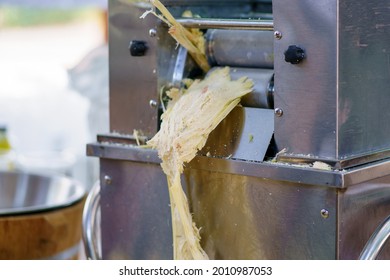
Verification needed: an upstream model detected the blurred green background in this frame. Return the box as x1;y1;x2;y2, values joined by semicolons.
0;7;97;27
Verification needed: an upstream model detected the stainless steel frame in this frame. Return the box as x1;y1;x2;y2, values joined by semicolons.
88;142;390;259
86;0;390;260
360;215;390;260
273;0;390;166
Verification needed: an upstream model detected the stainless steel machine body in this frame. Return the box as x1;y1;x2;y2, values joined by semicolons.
87;0;390;259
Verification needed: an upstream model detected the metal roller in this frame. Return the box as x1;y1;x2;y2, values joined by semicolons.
209;67;274;109
206;29;274;69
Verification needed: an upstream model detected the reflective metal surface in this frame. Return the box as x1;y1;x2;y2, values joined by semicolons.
88;137;390;259
108;0;158;136
273;0;338;159
338;175;390;259
89;139;390;190
99;159;172;259
359;215;390;260
199;107;274;161
82;180;101;260
97;156;338;259
87;139;343;188
273;0;390;162
0;171;85;216
184;168;337;259
338;0;390;159
207;30;274;68
178;18;273;31
229;68;274;108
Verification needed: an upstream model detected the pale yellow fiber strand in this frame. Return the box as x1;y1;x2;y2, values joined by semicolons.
141;0;210;72
148;67;253;259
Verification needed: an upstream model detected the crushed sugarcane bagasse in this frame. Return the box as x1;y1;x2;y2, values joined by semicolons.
148;67;253;259
141;0;253;259
141;0;210;72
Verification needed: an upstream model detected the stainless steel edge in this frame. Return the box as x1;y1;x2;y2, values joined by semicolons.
176;18;273;30
0;171;86;216
359;215;390;260
342;160;390;187
87;143;345;187
190;156;344;188
82;180;101;260
89;142;390;189
277;149;390;170
87;143;161;164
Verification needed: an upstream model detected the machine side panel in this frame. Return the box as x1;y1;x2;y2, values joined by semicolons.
100;159;172;259
273;0;337;159
338;0;390;158
185;169;337;260
108;1;158;136
338;174;390;259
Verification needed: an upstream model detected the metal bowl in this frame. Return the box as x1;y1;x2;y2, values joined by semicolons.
0;170;85;216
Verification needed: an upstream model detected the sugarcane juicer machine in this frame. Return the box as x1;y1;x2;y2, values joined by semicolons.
85;0;390;259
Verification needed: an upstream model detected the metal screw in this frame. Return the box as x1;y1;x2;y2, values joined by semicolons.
321;209;329;219
274;108;283;117
149;28;157;37
104;175;112;185
274;30;282;40
149;99;158;108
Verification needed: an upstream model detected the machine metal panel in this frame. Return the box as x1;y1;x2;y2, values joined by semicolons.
273;0;338;159
185;169;337;260
200;107;274;162
108;1;158;136
338;175;390;259
94;146;390;259
338;0;390;158
273;0;390;162
98;157;338;260
93;0;390;261
99;159;172;259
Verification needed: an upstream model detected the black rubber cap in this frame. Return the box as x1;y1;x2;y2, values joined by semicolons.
284;45;305;64
129;40;148;56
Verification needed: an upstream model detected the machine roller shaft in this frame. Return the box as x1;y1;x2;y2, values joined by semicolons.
209;67;274;109
206;29;274;69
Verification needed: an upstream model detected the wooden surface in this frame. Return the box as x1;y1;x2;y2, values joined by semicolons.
0;198;85;260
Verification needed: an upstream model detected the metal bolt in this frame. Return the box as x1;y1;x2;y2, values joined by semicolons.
149;28;157;37
274;108;283;117
149;99;158;108
321;209;329;219
104;175;112;185
274;30;282;40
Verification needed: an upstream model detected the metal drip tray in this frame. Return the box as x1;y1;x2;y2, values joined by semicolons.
0;171;85;216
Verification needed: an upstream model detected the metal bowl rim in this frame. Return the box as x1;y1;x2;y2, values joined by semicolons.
0;170;86;216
